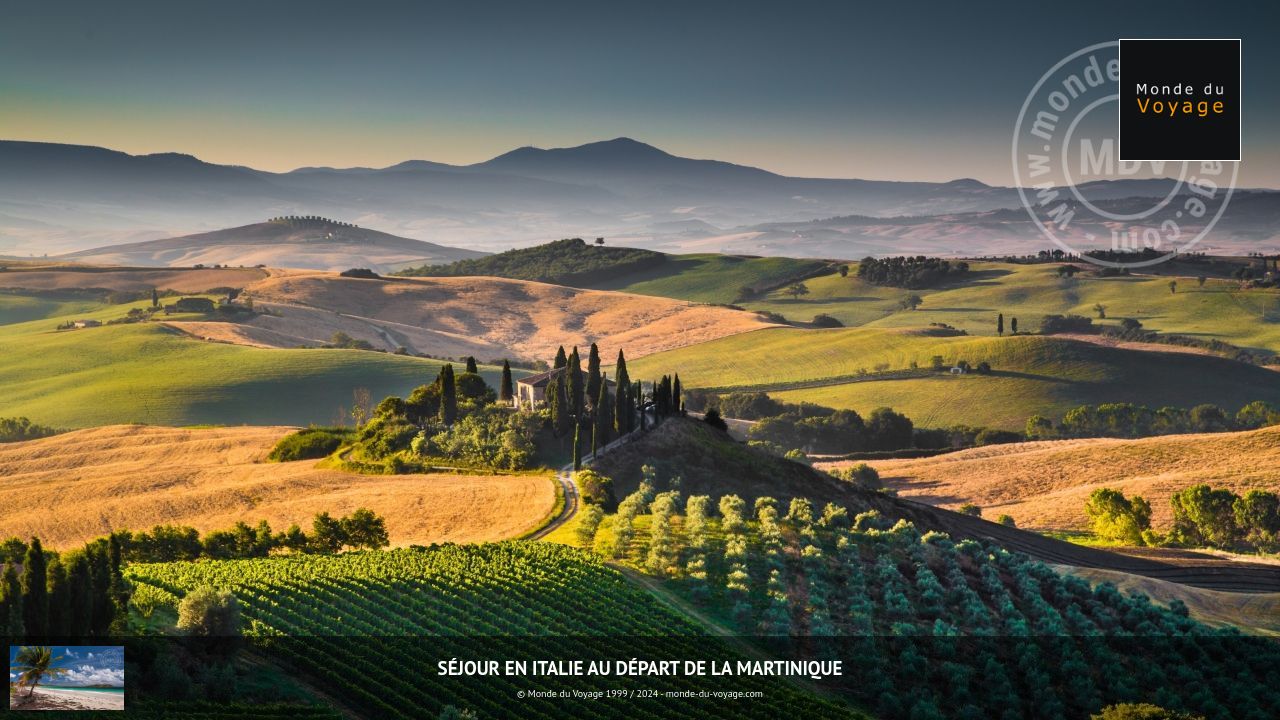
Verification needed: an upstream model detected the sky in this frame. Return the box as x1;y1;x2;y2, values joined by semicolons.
8;646;125;688
2;0;1278;186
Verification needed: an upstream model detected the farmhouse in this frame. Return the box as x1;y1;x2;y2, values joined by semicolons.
73;319;101;328
168;297;217;313
514;367;615;410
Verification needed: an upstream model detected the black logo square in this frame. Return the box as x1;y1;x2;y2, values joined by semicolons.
1119;39;1240;161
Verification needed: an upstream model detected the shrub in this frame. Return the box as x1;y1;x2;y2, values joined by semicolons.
267;428;353;462
1085;488;1152;545
996;514;1016;527
702;408;729;432
1039;314;1094;334
957;504;982;517
974;428;1022;446
811;313;843;328
575;470;615;508
177;586;241;636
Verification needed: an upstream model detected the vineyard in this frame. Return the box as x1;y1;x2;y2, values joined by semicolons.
583;479;1280;720
126;543;864;719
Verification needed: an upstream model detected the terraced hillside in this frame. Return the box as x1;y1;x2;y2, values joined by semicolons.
0;425;555;547
630;327;1280;429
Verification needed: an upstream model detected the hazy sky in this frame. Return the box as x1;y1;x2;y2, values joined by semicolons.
3;0;1278;186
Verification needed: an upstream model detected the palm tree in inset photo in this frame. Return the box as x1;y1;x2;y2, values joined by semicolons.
12;646;68;704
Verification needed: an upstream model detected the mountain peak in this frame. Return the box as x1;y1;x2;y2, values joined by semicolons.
479;137;672;167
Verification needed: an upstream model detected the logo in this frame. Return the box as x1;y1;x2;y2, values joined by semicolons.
1012;41;1238;268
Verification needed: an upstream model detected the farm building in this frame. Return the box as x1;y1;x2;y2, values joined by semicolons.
514;367;615;410
168;297;217;313
73;319;101;328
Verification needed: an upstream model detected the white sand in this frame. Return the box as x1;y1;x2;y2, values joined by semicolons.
10;686;125;711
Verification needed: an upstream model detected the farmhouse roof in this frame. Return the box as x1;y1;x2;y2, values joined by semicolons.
516;366;619;388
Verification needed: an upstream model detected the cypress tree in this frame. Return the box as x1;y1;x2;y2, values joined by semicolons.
997;313;1004;336
499;360;514;403
66;552;92;637
88;544;114;636
614;350;631;435
586;343;602;409
438;364;457;425
567;348;585;419
47;557;70;635
2;565;22;635
553;346;567;369
1011;318;1018;334
638;382;648;431
151;287;159;308
572;420;582;471
21;537;48;637
465;356;479;374
594;373;612;452
673;374;682;415
548;374;571;436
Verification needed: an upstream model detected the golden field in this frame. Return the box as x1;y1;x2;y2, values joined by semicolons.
0;425;555;548
818;425;1280;531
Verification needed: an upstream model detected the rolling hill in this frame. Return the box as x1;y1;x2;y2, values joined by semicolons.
629;327;1280;429
59;217;485;272
175;270;778;363
819;425;1280;532
0;306;496;427
0;425;555;548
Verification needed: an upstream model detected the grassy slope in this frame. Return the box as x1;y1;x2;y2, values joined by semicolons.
631;328;1280;429
745;262;1280;352
0;294;106;324
0;304;500;427
585;253;829;304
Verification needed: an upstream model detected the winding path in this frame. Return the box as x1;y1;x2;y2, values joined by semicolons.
525;465;578;540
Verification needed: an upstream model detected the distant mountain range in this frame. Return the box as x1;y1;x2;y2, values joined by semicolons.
59;218;486;272
1;138;1276;260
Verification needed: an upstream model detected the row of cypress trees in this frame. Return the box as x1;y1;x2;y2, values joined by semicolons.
0;535;126;638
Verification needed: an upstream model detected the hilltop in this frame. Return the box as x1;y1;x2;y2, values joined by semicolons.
59;217;486;272
398;236;666;284
823;424;1280;531
0;425;555;548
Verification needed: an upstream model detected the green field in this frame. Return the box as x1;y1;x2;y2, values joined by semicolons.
741;262;1280;352
631;327;1280;429
0;306;506;428
126;543;861;719
0;292;106;324
586;253;830;304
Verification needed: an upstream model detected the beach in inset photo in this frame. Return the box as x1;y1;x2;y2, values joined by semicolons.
9;646;124;711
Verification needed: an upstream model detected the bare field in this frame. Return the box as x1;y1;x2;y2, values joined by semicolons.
817;426;1280;531
0;425;555;548
170;271;776;361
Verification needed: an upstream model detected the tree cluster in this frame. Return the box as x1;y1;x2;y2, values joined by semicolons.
856;256;969;289
1026;401;1279;440
116;509;390;561
0;535;126;638
398;237;666;285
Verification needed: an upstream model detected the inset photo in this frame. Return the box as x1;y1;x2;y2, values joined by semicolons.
9;646;124;711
